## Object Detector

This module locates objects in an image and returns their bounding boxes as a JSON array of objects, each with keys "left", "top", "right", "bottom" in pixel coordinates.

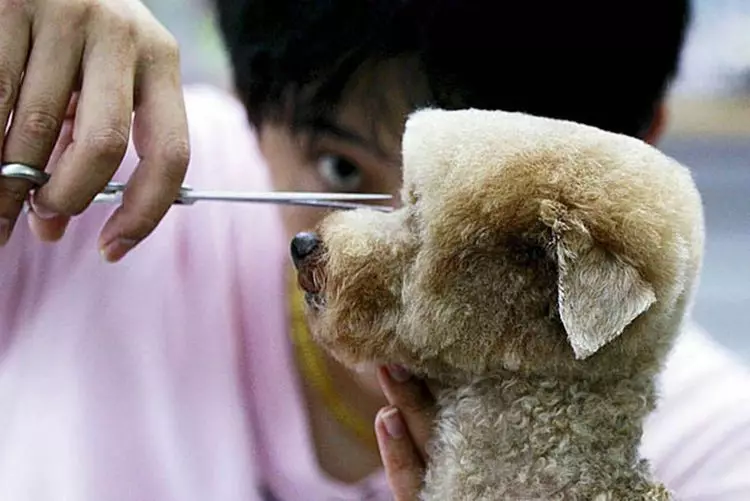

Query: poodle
[{"left": 291, "top": 108, "right": 704, "bottom": 500}]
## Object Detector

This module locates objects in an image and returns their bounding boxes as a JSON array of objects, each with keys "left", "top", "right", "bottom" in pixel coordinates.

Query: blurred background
[{"left": 143, "top": 0, "right": 750, "bottom": 361}]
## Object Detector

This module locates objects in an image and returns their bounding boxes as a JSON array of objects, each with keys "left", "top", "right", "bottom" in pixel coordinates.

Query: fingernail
[
  {"left": 381, "top": 408, "right": 405, "bottom": 439},
  {"left": 0, "top": 217, "right": 10, "bottom": 242},
  {"left": 100, "top": 238, "right": 138, "bottom": 263},
  {"left": 387, "top": 364, "right": 412, "bottom": 383}
]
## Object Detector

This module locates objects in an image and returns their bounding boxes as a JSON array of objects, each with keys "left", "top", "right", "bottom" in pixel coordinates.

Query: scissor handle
[
  {"left": 173, "top": 186, "right": 197, "bottom": 205},
  {"left": 92, "top": 182, "right": 196, "bottom": 205},
  {"left": 101, "top": 182, "right": 127, "bottom": 195}
]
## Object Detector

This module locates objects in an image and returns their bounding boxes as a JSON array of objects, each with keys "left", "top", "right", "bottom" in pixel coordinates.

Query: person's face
[
  {"left": 258, "top": 115, "right": 402, "bottom": 242},
  {"left": 256, "top": 60, "right": 426, "bottom": 242}
]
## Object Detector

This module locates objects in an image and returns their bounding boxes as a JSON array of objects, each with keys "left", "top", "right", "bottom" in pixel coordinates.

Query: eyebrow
[{"left": 300, "top": 116, "right": 392, "bottom": 161}]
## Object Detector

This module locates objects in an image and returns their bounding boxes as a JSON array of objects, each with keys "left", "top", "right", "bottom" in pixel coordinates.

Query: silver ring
[{"left": 0, "top": 163, "right": 50, "bottom": 188}]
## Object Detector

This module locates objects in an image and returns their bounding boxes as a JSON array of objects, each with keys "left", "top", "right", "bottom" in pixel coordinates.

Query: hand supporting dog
[{"left": 376, "top": 365, "right": 435, "bottom": 500}]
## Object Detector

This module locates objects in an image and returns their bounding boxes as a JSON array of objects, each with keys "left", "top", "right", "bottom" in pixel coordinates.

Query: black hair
[{"left": 214, "top": 0, "right": 691, "bottom": 138}]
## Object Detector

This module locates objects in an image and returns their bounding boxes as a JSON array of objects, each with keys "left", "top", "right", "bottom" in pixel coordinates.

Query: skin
[
  {"left": 1, "top": 0, "right": 668, "bottom": 497},
  {"left": 0, "top": 0, "right": 189, "bottom": 260}
]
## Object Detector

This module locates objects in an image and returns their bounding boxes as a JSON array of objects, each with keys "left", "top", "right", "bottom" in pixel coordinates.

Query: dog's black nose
[{"left": 291, "top": 232, "right": 320, "bottom": 265}]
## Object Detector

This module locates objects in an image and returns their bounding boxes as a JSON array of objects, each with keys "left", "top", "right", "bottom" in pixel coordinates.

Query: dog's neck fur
[{"left": 421, "top": 371, "right": 672, "bottom": 501}]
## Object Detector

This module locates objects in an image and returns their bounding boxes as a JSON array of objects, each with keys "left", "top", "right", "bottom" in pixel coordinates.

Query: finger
[
  {"left": 2, "top": 13, "right": 85, "bottom": 242},
  {"left": 376, "top": 406, "right": 424, "bottom": 501},
  {"left": 4, "top": 17, "right": 83, "bottom": 168},
  {"left": 0, "top": 2, "right": 28, "bottom": 138},
  {"left": 33, "top": 21, "right": 135, "bottom": 218},
  {"left": 0, "top": 6, "right": 30, "bottom": 243},
  {"left": 27, "top": 118, "right": 75, "bottom": 241},
  {"left": 27, "top": 211, "right": 70, "bottom": 242},
  {"left": 98, "top": 32, "right": 188, "bottom": 262},
  {"left": 378, "top": 365, "right": 436, "bottom": 460}
]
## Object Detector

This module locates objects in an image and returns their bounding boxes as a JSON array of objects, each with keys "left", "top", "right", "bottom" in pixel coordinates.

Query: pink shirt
[{"left": 0, "top": 86, "right": 748, "bottom": 501}]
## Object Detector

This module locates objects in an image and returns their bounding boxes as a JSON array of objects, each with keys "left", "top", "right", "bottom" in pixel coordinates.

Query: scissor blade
[
  {"left": 92, "top": 188, "right": 394, "bottom": 212},
  {"left": 223, "top": 198, "right": 394, "bottom": 212},
  {"left": 179, "top": 190, "right": 392, "bottom": 203}
]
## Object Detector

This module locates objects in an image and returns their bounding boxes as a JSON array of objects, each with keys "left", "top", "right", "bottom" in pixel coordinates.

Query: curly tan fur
[{"left": 293, "top": 108, "right": 704, "bottom": 500}]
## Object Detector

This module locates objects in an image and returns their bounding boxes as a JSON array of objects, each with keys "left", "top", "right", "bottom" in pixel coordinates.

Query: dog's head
[{"left": 292, "top": 109, "right": 704, "bottom": 380}]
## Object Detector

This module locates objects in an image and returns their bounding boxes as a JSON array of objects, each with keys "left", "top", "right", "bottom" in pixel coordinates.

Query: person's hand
[
  {"left": 375, "top": 365, "right": 437, "bottom": 501},
  {"left": 0, "top": 0, "right": 189, "bottom": 261}
]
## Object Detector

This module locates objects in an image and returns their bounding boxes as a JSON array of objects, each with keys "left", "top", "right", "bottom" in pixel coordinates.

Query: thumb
[{"left": 376, "top": 406, "right": 424, "bottom": 501}]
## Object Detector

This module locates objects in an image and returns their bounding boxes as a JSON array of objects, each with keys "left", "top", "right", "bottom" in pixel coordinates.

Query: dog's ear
[{"left": 540, "top": 201, "right": 656, "bottom": 360}]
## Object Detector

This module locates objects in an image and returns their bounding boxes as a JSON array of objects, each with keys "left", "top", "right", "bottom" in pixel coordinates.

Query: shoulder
[{"left": 642, "top": 321, "right": 750, "bottom": 498}]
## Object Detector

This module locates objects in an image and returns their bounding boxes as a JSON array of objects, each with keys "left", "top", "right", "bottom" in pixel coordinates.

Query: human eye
[{"left": 315, "top": 154, "right": 364, "bottom": 191}]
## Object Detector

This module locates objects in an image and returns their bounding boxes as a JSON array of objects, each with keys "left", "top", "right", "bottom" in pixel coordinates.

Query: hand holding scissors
[
  {"left": 0, "top": 0, "right": 192, "bottom": 257},
  {"left": 0, "top": 163, "right": 394, "bottom": 212},
  {"left": 0, "top": 162, "right": 393, "bottom": 261}
]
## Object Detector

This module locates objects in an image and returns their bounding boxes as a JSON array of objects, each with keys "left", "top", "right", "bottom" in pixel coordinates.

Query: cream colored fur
[{"left": 294, "top": 108, "right": 705, "bottom": 500}]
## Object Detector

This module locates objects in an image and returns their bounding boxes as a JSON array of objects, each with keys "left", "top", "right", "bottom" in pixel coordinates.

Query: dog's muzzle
[
  {"left": 291, "top": 232, "right": 324, "bottom": 295},
  {"left": 291, "top": 232, "right": 320, "bottom": 266}
]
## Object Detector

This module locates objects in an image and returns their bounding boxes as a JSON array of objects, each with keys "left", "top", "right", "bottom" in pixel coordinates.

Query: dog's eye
[{"left": 316, "top": 154, "right": 363, "bottom": 191}]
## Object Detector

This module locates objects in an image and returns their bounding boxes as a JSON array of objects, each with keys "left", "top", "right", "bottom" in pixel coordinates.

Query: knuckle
[
  {"left": 153, "top": 32, "right": 180, "bottom": 64},
  {"left": 76, "top": 0, "right": 138, "bottom": 37},
  {"left": 122, "top": 18, "right": 140, "bottom": 42},
  {"left": 45, "top": 0, "right": 95, "bottom": 29},
  {"left": 104, "top": 11, "right": 139, "bottom": 42},
  {"left": 158, "top": 135, "right": 190, "bottom": 172},
  {"left": 61, "top": 0, "right": 93, "bottom": 27},
  {"left": 83, "top": 125, "right": 129, "bottom": 164},
  {"left": 14, "top": 108, "right": 62, "bottom": 146},
  {"left": 138, "top": 29, "right": 180, "bottom": 72},
  {"left": 76, "top": 0, "right": 103, "bottom": 20},
  {"left": 0, "top": 0, "right": 25, "bottom": 16}
]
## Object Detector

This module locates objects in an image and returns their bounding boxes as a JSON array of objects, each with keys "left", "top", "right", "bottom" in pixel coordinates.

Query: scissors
[{"left": 0, "top": 163, "right": 394, "bottom": 212}]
